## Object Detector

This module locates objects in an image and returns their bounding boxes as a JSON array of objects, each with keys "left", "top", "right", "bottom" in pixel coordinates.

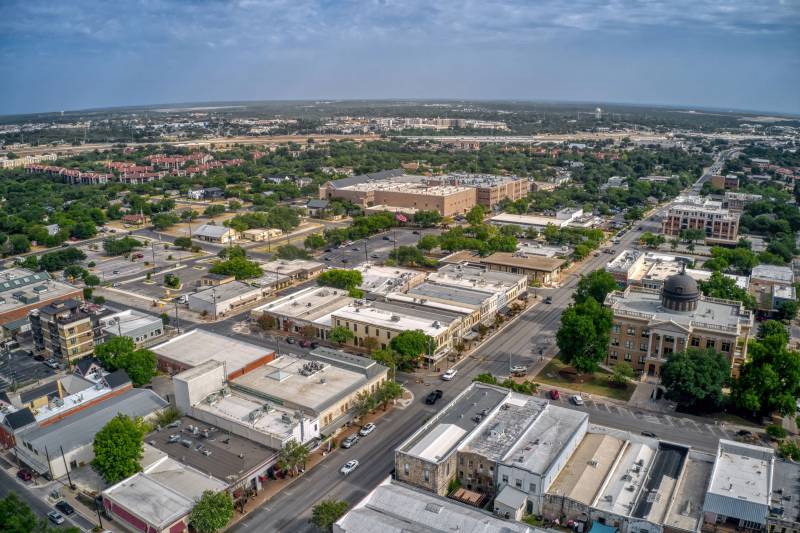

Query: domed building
[{"left": 603, "top": 271, "right": 753, "bottom": 380}]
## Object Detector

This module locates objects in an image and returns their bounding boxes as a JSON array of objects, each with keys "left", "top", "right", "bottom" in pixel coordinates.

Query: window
[
  {"left": 423, "top": 470, "right": 429, "bottom": 482},
  {"left": 625, "top": 340, "right": 633, "bottom": 349},
  {"left": 353, "top": 324, "right": 358, "bottom": 333},
  {"left": 721, "top": 341, "right": 731, "bottom": 352},
  {"left": 612, "top": 325, "right": 621, "bottom": 334},
  {"left": 515, "top": 479, "right": 523, "bottom": 489},
  {"left": 459, "top": 457, "right": 464, "bottom": 465},
  {"left": 611, "top": 337, "right": 619, "bottom": 347},
  {"left": 468, "top": 460, "right": 473, "bottom": 468},
  {"left": 639, "top": 356, "right": 646, "bottom": 364},
  {"left": 640, "top": 343, "right": 647, "bottom": 351},
  {"left": 706, "top": 339, "right": 715, "bottom": 349},
  {"left": 502, "top": 474, "right": 509, "bottom": 483},
  {"left": 365, "top": 326, "right": 369, "bottom": 335},
  {"left": 691, "top": 336, "right": 700, "bottom": 347},
  {"left": 624, "top": 353, "right": 632, "bottom": 361},
  {"left": 446, "top": 463, "right": 450, "bottom": 475},
  {"left": 404, "top": 463, "right": 409, "bottom": 475},
  {"left": 610, "top": 350, "right": 618, "bottom": 359},
  {"left": 529, "top": 482, "right": 536, "bottom": 492},
  {"left": 459, "top": 470, "right": 464, "bottom": 478},
  {"left": 641, "top": 329, "right": 650, "bottom": 338},
  {"left": 627, "top": 327, "right": 636, "bottom": 336}
]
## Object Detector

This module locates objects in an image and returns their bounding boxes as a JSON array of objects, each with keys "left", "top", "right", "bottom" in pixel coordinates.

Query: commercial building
[
  {"left": 490, "top": 208, "right": 585, "bottom": 231},
  {"left": 394, "top": 383, "right": 588, "bottom": 515},
  {"left": 151, "top": 329, "right": 275, "bottom": 378},
  {"left": 604, "top": 271, "right": 753, "bottom": 379},
  {"left": 661, "top": 197, "right": 740, "bottom": 245},
  {"left": 260, "top": 259, "right": 325, "bottom": 281},
  {"left": 98, "top": 309, "right": 164, "bottom": 346},
  {"left": 0, "top": 268, "right": 83, "bottom": 339},
  {"left": 710, "top": 174, "right": 740, "bottom": 190},
  {"left": 193, "top": 224, "right": 237, "bottom": 244},
  {"left": 724, "top": 192, "right": 762, "bottom": 211},
  {"left": 334, "top": 478, "right": 536, "bottom": 533},
  {"left": 188, "top": 281, "right": 268, "bottom": 317},
  {"left": 241, "top": 228, "right": 282, "bottom": 242},
  {"left": 429, "top": 263, "right": 528, "bottom": 307},
  {"left": 29, "top": 299, "right": 99, "bottom": 362},
  {"left": 481, "top": 252, "right": 565, "bottom": 286},
  {"left": 607, "top": 250, "right": 747, "bottom": 291},
  {"left": 355, "top": 264, "right": 427, "bottom": 296},
  {"left": 444, "top": 174, "right": 530, "bottom": 209},
  {"left": 251, "top": 286, "right": 354, "bottom": 339},
  {"left": 748, "top": 264, "right": 796, "bottom": 316},
  {"left": 102, "top": 455, "right": 227, "bottom": 533},
  {"left": 14, "top": 387, "right": 166, "bottom": 479}
]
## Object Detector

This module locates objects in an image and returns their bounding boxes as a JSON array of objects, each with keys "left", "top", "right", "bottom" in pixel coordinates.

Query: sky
[{"left": 1, "top": 0, "right": 799, "bottom": 116}]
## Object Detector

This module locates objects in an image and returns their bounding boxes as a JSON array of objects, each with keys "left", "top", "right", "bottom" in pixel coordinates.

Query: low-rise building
[
  {"left": 188, "top": 281, "right": 268, "bottom": 317},
  {"left": 490, "top": 208, "right": 584, "bottom": 231},
  {"left": 242, "top": 228, "right": 282, "bottom": 242},
  {"left": 607, "top": 250, "right": 747, "bottom": 290},
  {"left": 193, "top": 224, "right": 237, "bottom": 244},
  {"left": 724, "top": 192, "right": 762, "bottom": 211},
  {"left": 355, "top": 264, "right": 427, "bottom": 296},
  {"left": 259, "top": 259, "right": 325, "bottom": 281},
  {"left": 198, "top": 272, "right": 235, "bottom": 287},
  {"left": 428, "top": 263, "right": 528, "bottom": 308},
  {"left": 661, "top": 197, "right": 740, "bottom": 245},
  {"left": 604, "top": 272, "right": 753, "bottom": 379},
  {"left": 481, "top": 252, "right": 565, "bottom": 286},
  {"left": 251, "top": 286, "right": 353, "bottom": 339},
  {"left": 710, "top": 174, "right": 739, "bottom": 190},
  {"left": 29, "top": 299, "right": 99, "bottom": 362},
  {"left": 151, "top": 329, "right": 275, "bottom": 378},
  {"left": 748, "top": 264, "right": 796, "bottom": 316},
  {"left": 98, "top": 309, "right": 164, "bottom": 346}
]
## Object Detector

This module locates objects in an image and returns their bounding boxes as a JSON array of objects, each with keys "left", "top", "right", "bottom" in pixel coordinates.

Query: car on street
[
  {"left": 510, "top": 365, "right": 528, "bottom": 376},
  {"left": 370, "top": 254, "right": 379, "bottom": 259},
  {"left": 736, "top": 429, "right": 753, "bottom": 437},
  {"left": 441, "top": 368, "right": 457, "bottom": 381},
  {"left": 47, "top": 512, "right": 65, "bottom": 525},
  {"left": 340, "top": 459, "right": 359, "bottom": 475},
  {"left": 112, "top": 282, "right": 121, "bottom": 287},
  {"left": 351, "top": 247, "right": 359, "bottom": 251},
  {"left": 570, "top": 395, "right": 584, "bottom": 406},
  {"left": 324, "top": 257, "right": 331, "bottom": 261},
  {"left": 44, "top": 359, "right": 59, "bottom": 369},
  {"left": 310, "top": 342, "right": 319, "bottom": 349},
  {"left": 382, "top": 236, "right": 391, "bottom": 240},
  {"left": 324, "top": 248, "right": 332, "bottom": 252},
  {"left": 412, "top": 230, "right": 419, "bottom": 235},
  {"left": 359, "top": 423, "right": 376, "bottom": 436},
  {"left": 299, "top": 340, "right": 311, "bottom": 348},
  {"left": 55, "top": 501, "right": 75, "bottom": 516},
  {"left": 341, "top": 435, "right": 359, "bottom": 448},
  {"left": 425, "top": 389, "right": 444, "bottom": 405},
  {"left": 286, "top": 337, "right": 296, "bottom": 344},
  {"left": 17, "top": 469, "right": 32, "bottom": 481},
  {"left": 34, "top": 354, "right": 45, "bottom": 361},
  {"left": 641, "top": 431, "right": 657, "bottom": 438},
  {"left": 544, "top": 296, "right": 553, "bottom": 304},
  {"left": 341, "top": 258, "right": 349, "bottom": 263},
  {"left": 549, "top": 389, "right": 560, "bottom": 400}
]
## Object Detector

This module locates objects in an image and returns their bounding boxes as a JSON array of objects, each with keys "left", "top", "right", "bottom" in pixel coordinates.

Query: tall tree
[
  {"left": 93, "top": 414, "right": 145, "bottom": 483},
  {"left": 661, "top": 349, "right": 730, "bottom": 410},
  {"left": 311, "top": 500, "right": 349, "bottom": 532},
  {"left": 189, "top": 491, "right": 234, "bottom": 533},
  {"left": 733, "top": 332, "right": 800, "bottom": 416},
  {"left": 573, "top": 269, "right": 618, "bottom": 305},
  {"left": 556, "top": 298, "right": 613, "bottom": 374},
  {"left": 390, "top": 330, "right": 434, "bottom": 369}
]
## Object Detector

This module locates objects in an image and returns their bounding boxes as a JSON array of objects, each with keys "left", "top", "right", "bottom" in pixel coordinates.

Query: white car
[
  {"left": 359, "top": 423, "right": 376, "bottom": 437},
  {"left": 570, "top": 395, "right": 584, "bottom": 406},
  {"left": 441, "top": 368, "right": 457, "bottom": 381},
  {"left": 340, "top": 459, "right": 359, "bottom": 475},
  {"left": 47, "top": 512, "right": 65, "bottom": 525}
]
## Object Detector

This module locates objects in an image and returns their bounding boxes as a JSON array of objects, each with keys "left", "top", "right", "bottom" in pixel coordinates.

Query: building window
[
  {"left": 529, "top": 482, "right": 536, "bottom": 492},
  {"left": 502, "top": 474, "right": 509, "bottom": 483},
  {"left": 423, "top": 469, "right": 429, "bottom": 482},
  {"left": 639, "top": 356, "right": 646, "bottom": 364},
  {"left": 706, "top": 339, "right": 715, "bottom": 349},
  {"left": 515, "top": 479, "right": 523, "bottom": 489},
  {"left": 625, "top": 340, "right": 633, "bottom": 349},
  {"left": 612, "top": 325, "right": 621, "bottom": 334},
  {"left": 459, "top": 456, "right": 464, "bottom": 465},
  {"left": 353, "top": 324, "right": 357, "bottom": 332},
  {"left": 721, "top": 341, "right": 731, "bottom": 352},
  {"left": 627, "top": 327, "right": 636, "bottom": 336},
  {"left": 404, "top": 463, "right": 409, "bottom": 475},
  {"left": 641, "top": 329, "right": 650, "bottom": 338},
  {"left": 468, "top": 460, "right": 473, "bottom": 468},
  {"left": 640, "top": 343, "right": 647, "bottom": 351},
  {"left": 610, "top": 351, "right": 618, "bottom": 359},
  {"left": 691, "top": 337, "right": 700, "bottom": 347},
  {"left": 611, "top": 337, "right": 619, "bottom": 347},
  {"left": 624, "top": 353, "right": 632, "bottom": 361}
]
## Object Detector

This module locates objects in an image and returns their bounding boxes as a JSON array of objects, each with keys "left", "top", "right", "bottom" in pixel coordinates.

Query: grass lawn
[{"left": 535, "top": 358, "right": 635, "bottom": 401}]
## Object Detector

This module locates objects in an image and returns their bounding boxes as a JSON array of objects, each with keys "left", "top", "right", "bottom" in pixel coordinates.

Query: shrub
[{"left": 767, "top": 424, "right": 788, "bottom": 440}]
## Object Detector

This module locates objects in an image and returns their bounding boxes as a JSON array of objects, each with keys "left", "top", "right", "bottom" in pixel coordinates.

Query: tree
[
  {"left": 778, "top": 299, "right": 799, "bottom": 321},
  {"left": 466, "top": 205, "right": 485, "bottom": 225},
  {"left": 94, "top": 336, "right": 157, "bottom": 387},
  {"left": 317, "top": 269, "right": 363, "bottom": 291},
  {"left": 390, "top": 330, "right": 433, "bottom": 369},
  {"left": 173, "top": 236, "right": 193, "bottom": 249},
  {"left": 311, "top": 500, "right": 349, "bottom": 532},
  {"left": 228, "top": 200, "right": 242, "bottom": 211},
  {"left": 63, "top": 264, "right": 88, "bottom": 280},
  {"left": 680, "top": 228, "right": 705, "bottom": 245},
  {"left": 180, "top": 209, "right": 199, "bottom": 222},
  {"left": 610, "top": 362, "right": 634, "bottom": 386},
  {"left": 733, "top": 331, "right": 800, "bottom": 416},
  {"left": 304, "top": 233, "right": 326, "bottom": 250},
  {"left": 661, "top": 349, "right": 730, "bottom": 410},
  {"left": 277, "top": 439, "right": 310, "bottom": 476},
  {"left": 164, "top": 273, "right": 181, "bottom": 289},
  {"left": 354, "top": 390, "right": 377, "bottom": 420},
  {"left": 10, "top": 234, "right": 30, "bottom": 254},
  {"left": 556, "top": 298, "right": 613, "bottom": 374},
  {"left": 372, "top": 348, "right": 396, "bottom": 378},
  {"left": 640, "top": 232, "right": 666, "bottom": 248},
  {"left": 209, "top": 257, "right": 263, "bottom": 279},
  {"left": 189, "top": 491, "right": 234, "bottom": 533},
  {"left": 375, "top": 380, "right": 404, "bottom": 410},
  {"left": 413, "top": 210, "right": 442, "bottom": 228},
  {"left": 698, "top": 271, "right": 756, "bottom": 309},
  {"left": 362, "top": 336, "right": 380, "bottom": 353},
  {"left": 93, "top": 414, "right": 144, "bottom": 483},
  {"left": 0, "top": 493, "right": 37, "bottom": 533},
  {"left": 83, "top": 274, "right": 100, "bottom": 287},
  {"left": 758, "top": 320, "right": 789, "bottom": 343},
  {"left": 204, "top": 205, "right": 225, "bottom": 218},
  {"left": 416, "top": 234, "right": 439, "bottom": 251},
  {"left": 152, "top": 212, "right": 180, "bottom": 230},
  {"left": 329, "top": 326, "right": 355, "bottom": 345},
  {"left": 573, "top": 269, "right": 618, "bottom": 305},
  {"left": 103, "top": 236, "right": 142, "bottom": 256},
  {"left": 275, "top": 244, "right": 310, "bottom": 260},
  {"left": 256, "top": 313, "right": 276, "bottom": 331}
]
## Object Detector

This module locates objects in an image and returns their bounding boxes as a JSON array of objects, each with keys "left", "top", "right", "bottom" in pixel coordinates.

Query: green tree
[
  {"left": 661, "top": 349, "right": 730, "bottom": 410},
  {"left": 164, "top": 273, "right": 180, "bottom": 289},
  {"left": 311, "top": 500, "right": 349, "bottom": 533},
  {"left": 778, "top": 300, "right": 799, "bottom": 321},
  {"left": 277, "top": 439, "right": 310, "bottom": 476},
  {"left": 152, "top": 212, "right": 180, "bottom": 230},
  {"left": 304, "top": 233, "right": 326, "bottom": 250},
  {"left": 680, "top": 228, "right": 705, "bottom": 245},
  {"left": 698, "top": 271, "right": 756, "bottom": 309},
  {"left": 556, "top": 298, "right": 613, "bottom": 374},
  {"left": 375, "top": 380, "right": 404, "bottom": 410},
  {"left": 733, "top": 332, "right": 800, "bottom": 416},
  {"left": 92, "top": 414, "right": 144, "bottom": 483},
  {"left": 573, "top": 269, "right": 618, "bottom": 305},
  {"left": 758, "top": 320, "right": 789, "bottom": 343},
  {"left": 0, "top": 493, "right": 37, "bottom": 533},
  {"left": 228, "top": 200, "right": 242, "bottom": 211},
  {"left": 83, "top": 274, "right": 100, "bottom": 287},
  {"left": 189, "top": 491, "right": 235, "bottom": 533},
  {"left": 204, "top": 205, "right": 225, "bottom": 218},
  {"left": 390, "top": 330, "right": 433, "bottom": 369},
  {"left": 416, "top": 234, "right": 439, "bottom": 251},
  {"left": 94, "top": 336, "right": 157, "bottom": 387},
  {"left": 173, "top": 236, "right": 193, "bottom": 249},
  {"left": 63, "top": 264, "right": 88, "bottom": 280},
  {"left": 354, "top": 390, "right": 377, "bottom": 420},
  {"left": 275, "top": 244, "right": 310, "bottom": 260},
  {"left": 180, "top": 209, "right": 199, "bottom": 222},
  {"left": 317, "top": 269, "right": 363, "bottom": 291},
  {"left": 610, "top": 361, "right": 634, "bottom": 386},
  {"left": 466, "top": 205, "right": 485, "bottom": 225},
  {"left": 329, "top": 326, "right": 355, "bottom": 345},
  {"left": 413, "top": 210, "right": 442, "bottom": 228},
  {"left": 103, "top": 236, "right": 142, "bottom": 256},
  {"left": 209, "top": 257, "right": 263, "bottom": 279}
]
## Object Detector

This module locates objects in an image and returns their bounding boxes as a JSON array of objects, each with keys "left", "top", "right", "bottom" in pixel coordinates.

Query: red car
[
  {"left": 549, "top": 389, "right": 560, "bottom": 401},
  {"left": 17, "top": 469, "right": 32, "bottom": 481}
]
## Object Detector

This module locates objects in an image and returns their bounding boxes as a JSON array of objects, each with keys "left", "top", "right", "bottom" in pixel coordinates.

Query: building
[
  {"left": 601, "top": 176, "right": 629, "bottom": 191},
  {"left": 121, "top": 214, "right": 147, "bottom": 226},
  {"left": 193, "top": 224, "right": 237, "bottom": 244},
  {"left": 188, "top": 281, "right": 268, "bottom": 317},
  {"left": 749, "top": 264, "right": 796, "bottom": 316},
  {"left": 14, "top": 387, "right": 166, "bottom": 479},
  {"left": 0, "top": 268, "right": 83, "bottom": 339},
  {"left": 306, "top": 199, "right": 330, "bottom": 217},
  {"left": 724, "top": 192, "right": 762, "bottom": 211},
  {"left": 198, "top": 273, "right": 235, "bottom": 287},
  {"left": 355, "top": 264, "right": 427, "bottom": 296},
  {"left": 251, "top": 286, "right": 354, "bottom": 339},
  {"left": 607, "top": 250, "right": 747, "bottom": 291},
  {"left": 429, "top": 263, "right": 528, "bottom": 309},
  {"left": 102, "top": 454, "right": 227, "bottom": 533},
  {"left": 334, "top": 478, "right": 536, "bottom": 533},
  {"left": 151, "top": 329, "right": 275, "bottom": 378},
  {"left": 241, "top": 228, "right": 282, "bottom": 242},
  {"left": 710, "top": 174, "right": 739, "bottom": 190},
  {"left": 490, "top": 208, "right": 584, "bottom": 232},
  {"left": 481, "top": 252, "right": 565, "bottom": 286},
  {"left": 661, "top": 198, "right": 740, "bottom": 245},
  {"left": 445, "top": 174, "right": 530, "bottom": 209},
  {"left": 260, "top": 259, "right": 325, "bottom": 281},
  {"left": 604, "top": 271, "right": 753, "bottom": 379},
  {"left": 394, "top": 382, "right": 588, "bottom": 513},
  {"left": 98, "top": 309, "right": 164, "bottom": 346},
  {"left": 0, "top": 153, "right": 57, "bottom": 169},
  {"left": 230, "top": 347, "right": 389, "bottom": 432},
  {"left": 30, "top": 299, "right": 97, "bottom": 362}
]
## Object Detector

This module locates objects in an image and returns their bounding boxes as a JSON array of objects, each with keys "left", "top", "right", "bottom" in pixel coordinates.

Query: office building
[
  {"left": 661, "top": 197, "right": 740, "bottom": 244},
  {"left": 98, "top": 309, "right": 164, "bottom": 346}
]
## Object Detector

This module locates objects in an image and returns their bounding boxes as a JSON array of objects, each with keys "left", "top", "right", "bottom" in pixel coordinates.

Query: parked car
[
  {"left": 441, "top": 368, "right": 457, "bottom": 381},
  {"left": 412, "top": 230, "right": 420, "bottom": 235},
  {"left": 324, "top": 257, "right": 331, "bottom": 261},
  {"left": 340, "top": 459, "right": 359, "bottom": 475},
  {"left": 640, "top": 431, "right": 657, "bottom": 438},
  {"left": 34, "top": 354, "right": 45, "bottom": 361},
  {"left": 286, "top": 337, "right": 296, "bottom": 344},
  {"left": 351, "top": 247, "right": 359, "bottom": 251},
  {"left": 324, "top": 248, "right": 333, "bottom": 252},
  {"left": 44, "top": 359, "right": 59, "bottom": 369},
  {"left": 299, "top": 340, "right": 311, "bottom": 348},
  {"left": 510, "top": 365, "right": 528, "bottom": 376},
  {"left": 544, "top": 296, "right": 553, "bottom": 304},
  {"left": 341, "top": 435, "right": 359, "bottom": 448},
  {"left": 310, "top": 342, "right": 319, "bottom": 349},
  {"left": 370, "top": 254, "right": 379, "bottom": 259},
  {"left": 112, "top": 282, "right": 121, "bottom": 287},
  {"left": 382, "top": 235, "right": 391, "bottom": 240},
  {"left": 341, "top": 258, "right": 349, "bottom": 263},
  {"left": 425, "top": 390, "right": 444, "bottom": 405},
  {"left": 55, "top": 501, "right": 75, "bottom": 516},
  {"left": 549, "top": 389, "right": 560, "bottom": 400},
  {"left": 47, "top": 512, "right": 65, "bottom": 525},
  {"left": 359, "top": 423, "right": 376, "bottom": 436},
  {"left": 570, "top": 395, "right": 584, "bottom": 406},
  {"left": 736, "top": 429, "right": 753, "bottom": 437},
  {"left": 16, "top": 469, "right": 32, "bottom": 481}
]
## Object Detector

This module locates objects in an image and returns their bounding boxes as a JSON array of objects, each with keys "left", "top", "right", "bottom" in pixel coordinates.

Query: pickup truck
[{"left": 425, "top": 389, "right": 444, "bottom": 405}]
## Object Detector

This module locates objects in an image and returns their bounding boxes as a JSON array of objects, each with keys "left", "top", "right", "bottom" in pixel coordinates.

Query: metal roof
[{"left": 193, "top": 224, "right": 233, "bottom": 238}]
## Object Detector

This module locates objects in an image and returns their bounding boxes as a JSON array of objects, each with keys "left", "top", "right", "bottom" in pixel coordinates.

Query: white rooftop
[
  {"left": 260, "top": 258, "right": 324, "bottom": 276},
  {"left": 254, "top": 285, "right": 352, "bottom": 321},
  {"left": 192, "top": 393, "right": 298, "bottom": 439},
  {"left": 751, "top": 264, "right": 794, "bottom": 284},
  {"left": 99, "top": 309, "right": 162, "bottom": 336},
  {"left": 332, "top": 303, "right": 448, "bottom": 336},
  {"left": 707, "top": 440, "right": 773, "bottom": 504},
  {"left": 406, "top": 423, "right": 468, "bottom": 462},
  {"left": 594, "top": 440, "right": 657, "bottom": 515},
  {"left": 490, "top": 212, "right": 571, "bottom": 228},
  {"left": 193, "top": 224, "right": 233, "bottom": 238},
  {"left": 356, "top": 264, "right": 425, "bottom": 295},
  {"left": 151, "top": 329, "right": 272, "bottom": 375}
]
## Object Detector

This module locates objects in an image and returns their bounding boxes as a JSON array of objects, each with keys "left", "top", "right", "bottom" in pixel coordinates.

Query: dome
[{"left": 661, "top": 271, "right": 700, "bottom": 312}]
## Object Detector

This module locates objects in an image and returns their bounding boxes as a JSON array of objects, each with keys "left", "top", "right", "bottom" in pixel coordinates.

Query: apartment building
[
  {"left": 603, "top": 271, "right": 753, "bottom": 379},
  {"left": 661, "top": 197, "right": 740, "bottom": 244},
  {"left": 0, "top": 268, "right": 83, "bottom": 339},
  {"left": 724, "top": 191, "right": 762, "bottom": 211},
  {"left": 29, "top": 300, "right": 99, "bottom": 362},
  {"left": 710, "top": 174, "right": 739, "bottom": 190},
  {"left": 444, "top": 174, "right": 530, "bottom": 209}
]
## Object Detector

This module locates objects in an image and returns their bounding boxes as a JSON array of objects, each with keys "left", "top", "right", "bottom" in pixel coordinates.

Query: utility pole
[
  {"left": 151, "top": 240, "right": 156, "bottom": 275},
  {"left": 60, "top": 445, "right": 74, "bottom": 489},
  {"left": 173, "top": 301, "right": 181, "bottom": 334},
  {"left": 211, "top": 288, "right": 217, "bottom": 321},
  {"left": 364, "top": 238, "right": 368, "bottom": 263}
]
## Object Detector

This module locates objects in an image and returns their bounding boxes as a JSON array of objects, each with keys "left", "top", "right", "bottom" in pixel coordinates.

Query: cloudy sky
[{"left": 1, "top": 0, "right": 799, "bottom": 115}]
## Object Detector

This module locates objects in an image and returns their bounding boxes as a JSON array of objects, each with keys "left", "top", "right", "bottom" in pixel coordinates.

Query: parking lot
[
  {"left": 317, "top": 228, "right": 440, "bottom": 268},
  {"left": 0, "top": 347, "right": 57, "bottom": 392},
  {"left": 82, "top": 239, "right": 205, "bottom": 282},
  {"left": 118, "top": 263, "right": 210, "bottom": 299}
]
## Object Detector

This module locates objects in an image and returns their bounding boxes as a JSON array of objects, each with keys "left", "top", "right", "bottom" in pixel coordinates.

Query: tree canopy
[
  {"left": 189, "top": 491, "right": 234, "bottom": 533},
  {"left": 312, "top": 500, "right": 349, "bottom": 532},
  {"left": 317, "top": 269, "right": 363, "bottom": 290},
  {"left": 733, "top": 329, "right": 800, "bottom": 416},
  {"left": 573, "top": 269, "right": 618, "bottom": 305},
  {"left": 661, "top": 348, "right": 730, "bottom": 410},
  {"left": 103, "top": 236, "right": 142, "bottom": 256},
  {"left": 556, "top": 297, "right": 613, "bottom": 374},
  {"left": 390, "top": 330, "right": 433, "bottom": 369},
  {"left": 94, "top": 336, "right": 157, "bottom": 387},
  {"left": 698, "top": 271, "right": 756, "bottom": 309},
  {"left": 93, "top": 413, "right": 145, "bottom": 483},
  {"left": 209, "top": 256, "right": 263, "bottom": 279}
]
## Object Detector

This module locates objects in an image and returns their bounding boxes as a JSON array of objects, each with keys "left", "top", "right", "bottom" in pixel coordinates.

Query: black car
[
  {"left": 382, "top": 235, "right": 391, "bottom": 240},
  {"left": 425, "top": 389, "right": 444, "bottom": 405},
  {"left": 310, "top": 342, "right": 319, "bottom": 349},
  {"left": 55, "top": 501, "right": 75, "bottom": 516},
  {"left": 640, "top": 431, "right": 657, "bottom": 438},
  {"left": 286, "top": 337, "right": 296, "bottom": 344},
  {"left": 544, "top": 296, "right": 553, "bottom": 304},
  {"left": 412, "top": 230, "right": 419, "bottom": 235},
  {"left": 324, "top": 248, "right": 333, "bottom": 252}
]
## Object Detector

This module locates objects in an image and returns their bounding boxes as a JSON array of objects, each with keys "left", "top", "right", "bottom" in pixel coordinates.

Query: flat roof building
[
  {"left": 188, "top": 281, "right": 268, "bottom": 318},
  {"left": 0, "top": 268, "right": 83, "bottom": 337},
  {"left": 480, "top": 252, "right": 566, "bottom": 286},
  {"left": 251, "top": 285, "right": 353, "bottom": 339},
  {"left": 355, "top": 264, "right": 427, "bottom": 296},
  {"left": 151, "top": 329, "right": 275, "bottom": 379},
  {"left": 98, "top": 309, "right": 164, "bottom": 347},
  {"left": 490, "top": 209, "right": 584, "bottom": 231},
  {"left": 193, "top": 224, "right": 237, "bottom": 244},
  {"left": 662, "top": 198, "right": 740, "bottom": 245},
  {"left": 259, "top": 259, "right": 325, "bottom": 281}
]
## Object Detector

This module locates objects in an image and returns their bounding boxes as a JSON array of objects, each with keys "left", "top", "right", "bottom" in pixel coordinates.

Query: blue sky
[{"left": 1, "top": 0, "right": 799, "bottom": 116}]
